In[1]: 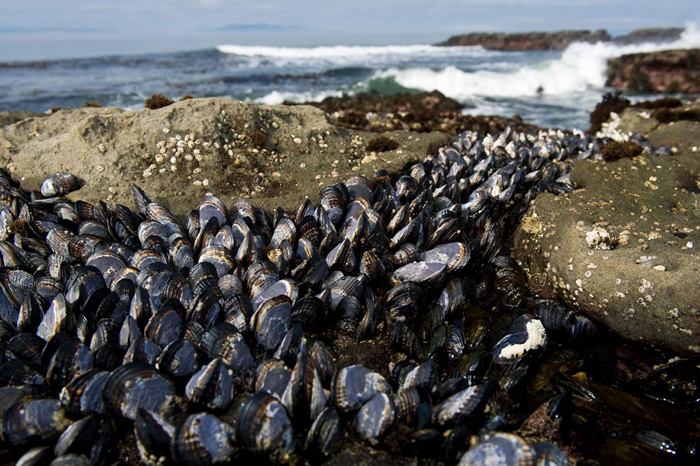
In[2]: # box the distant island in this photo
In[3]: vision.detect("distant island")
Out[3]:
[435,27,684,51]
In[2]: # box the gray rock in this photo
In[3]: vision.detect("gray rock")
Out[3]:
[0,98,450,218]
[435,30,611,51]
[613,27,683,45]
[514,152,699,355]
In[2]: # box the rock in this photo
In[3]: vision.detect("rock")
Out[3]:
[608,99,700,154]
[514,150,700,355]
[0,110,46,127]
[296,91,539,135]
[435,30,611,51]
[613,27,683,45]
[606,49,700,93]
[0,97,452,217]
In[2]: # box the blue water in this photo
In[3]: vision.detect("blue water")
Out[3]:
[1,29,699,130]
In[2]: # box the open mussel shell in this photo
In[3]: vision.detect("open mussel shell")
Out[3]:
[103,363,182,422]
[235,391,295,458]
[171,412,236,465]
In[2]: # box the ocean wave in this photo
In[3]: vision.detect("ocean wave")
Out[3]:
[368,23,700,100]
[216,44,493,68]
[216,44,489,58]
[253,89,344,105]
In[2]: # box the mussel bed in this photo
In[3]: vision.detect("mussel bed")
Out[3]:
[0,127,698,465]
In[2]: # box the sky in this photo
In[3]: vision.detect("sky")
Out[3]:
[0,0,698,61]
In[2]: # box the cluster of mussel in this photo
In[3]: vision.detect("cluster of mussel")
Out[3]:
[0,127,698,465]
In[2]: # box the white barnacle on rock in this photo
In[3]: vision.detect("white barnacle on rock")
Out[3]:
[586,227,614,250]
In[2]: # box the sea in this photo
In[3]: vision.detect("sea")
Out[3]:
[1,25,699,131]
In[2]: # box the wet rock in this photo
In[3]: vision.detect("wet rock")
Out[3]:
[606,49,700,93]
[299,91,538,135]
[607,98,700,154]
[436,30,611,51]
[514,150,700,355]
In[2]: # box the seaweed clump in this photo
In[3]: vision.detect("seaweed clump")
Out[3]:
[250,131,267,149]
[677,170,700,194]
[588,91,630,134]
[652,108,700,124]
[366,135,399,152]
[632,97,683,110]
[601,141,643,161]
[145,93,174,110]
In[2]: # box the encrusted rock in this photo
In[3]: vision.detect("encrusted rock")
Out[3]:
[514,150,700,355]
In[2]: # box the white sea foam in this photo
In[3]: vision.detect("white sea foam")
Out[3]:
[369,23,700,100]
[216,44,491,67]
[253,89,344,105]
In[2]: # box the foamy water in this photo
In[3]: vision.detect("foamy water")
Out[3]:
[2,24,697,130]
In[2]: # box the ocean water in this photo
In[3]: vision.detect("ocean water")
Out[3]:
[1,25,699,130]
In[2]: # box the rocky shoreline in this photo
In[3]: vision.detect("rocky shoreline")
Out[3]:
[435,27,684,51]
[0,94,698,464]
[435,29,610,51]
[1,94,698,355]
[606,48,700,93]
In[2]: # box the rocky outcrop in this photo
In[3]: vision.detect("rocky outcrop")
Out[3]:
[613,27,683,45]
[514,99,700,355]
[295,91,539,135]
[435,30,611,51]
[606,49,700,93]
[0,98,451,217]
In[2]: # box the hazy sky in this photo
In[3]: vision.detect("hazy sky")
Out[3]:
[1,0,697,60]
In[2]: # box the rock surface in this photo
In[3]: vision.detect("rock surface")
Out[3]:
[296,91,538,135]
[606,49,700,93]
[514,108,700,354]
[0,110,45,127]
[613,27,684,45]
[436,30,610,51]
[0,98,451,217]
